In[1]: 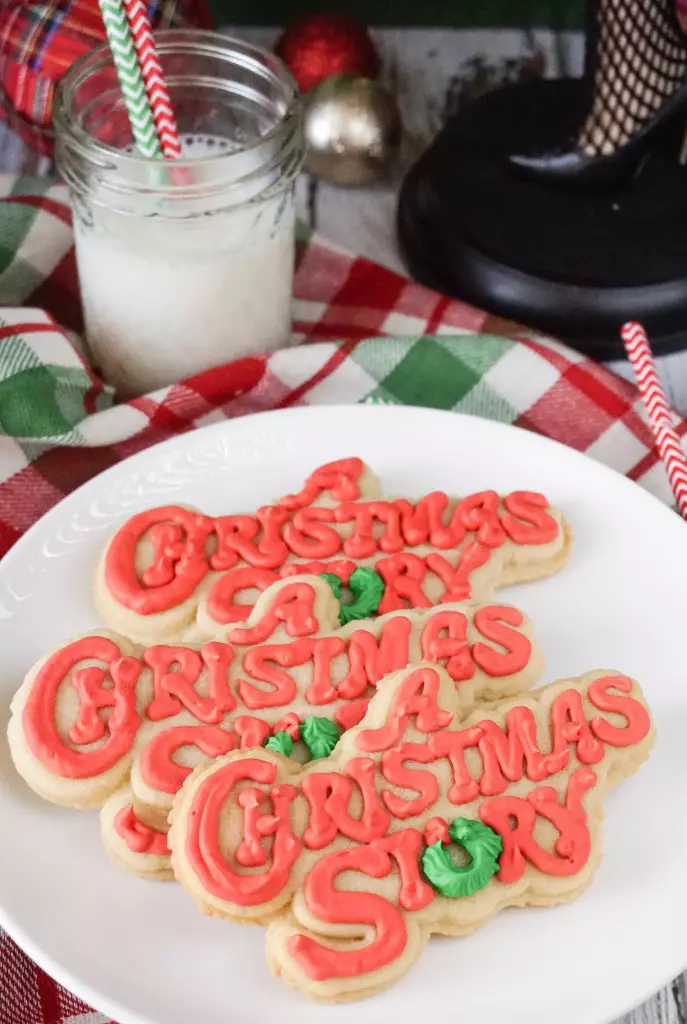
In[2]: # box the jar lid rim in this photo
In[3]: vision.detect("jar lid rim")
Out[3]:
[54,28,301,169]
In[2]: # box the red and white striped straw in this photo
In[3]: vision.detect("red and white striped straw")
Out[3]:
[621,321,687,518]
[123,0,182,159]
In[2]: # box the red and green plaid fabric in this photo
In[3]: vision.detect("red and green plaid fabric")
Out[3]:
[0,0,214,155]
[0,170,685,1022]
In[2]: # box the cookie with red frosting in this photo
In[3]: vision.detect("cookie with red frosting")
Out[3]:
[9,575,544,879]
[169,664,654,1002]
[93,457,571,647]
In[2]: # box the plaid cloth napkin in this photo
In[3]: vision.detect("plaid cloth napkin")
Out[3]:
[0,171,684,1024]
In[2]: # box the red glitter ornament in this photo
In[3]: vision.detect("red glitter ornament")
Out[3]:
[275,13,380,94]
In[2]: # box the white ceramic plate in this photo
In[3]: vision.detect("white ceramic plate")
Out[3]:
[1,405,686,1024]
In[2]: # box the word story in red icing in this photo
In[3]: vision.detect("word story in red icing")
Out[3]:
[20,577,540,857]
[101,457,565,624]
[174,665,653,986]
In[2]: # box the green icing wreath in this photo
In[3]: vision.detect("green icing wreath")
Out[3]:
[301,716,340,759]
[422,817,503,898]
[264,731,294,757]
[321,567,385,625]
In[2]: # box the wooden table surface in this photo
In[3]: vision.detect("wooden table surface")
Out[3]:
[1,25,686,1024]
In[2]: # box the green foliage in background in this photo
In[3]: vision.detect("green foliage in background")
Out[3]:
[206,0,585,29]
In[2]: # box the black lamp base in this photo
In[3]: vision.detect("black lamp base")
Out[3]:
[397,78,687,359]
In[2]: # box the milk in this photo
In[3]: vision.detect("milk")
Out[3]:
[72,135,296,397]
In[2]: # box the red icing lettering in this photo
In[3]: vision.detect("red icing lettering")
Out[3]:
[23,638,141,779]
[69,663,132,745]
[551,689,605,764]
[144,646,229,724]
[335,699,371,731]
[588,676,652,747]
[357,667,453,753]
[200,642,237,713]
[501,492,559,545]
[206,528,238,572]
[288,841,408,981]
[472,606,531,676]
[279,458,365,511]
[273,713,301,740]
[227,582,318,646]
[185,758,301,905]
[393,493,461,549]
[480,768,596,882]
[211,506,289,570]
[282,507,342,559]
[374,830,434,911]
[477,707,567,796]
[338,618,412,699]
[336,502,404,558]
[302,757,390,849]
[114,804,169,856]
[236,783,299,867]
[104,475,562,621]
[237,642,310,709]
[428,727,482,803]
[426,543,491,604]
[206,567,279,625]
[140,725,235,794]
[233,716,272,749]
[204,559,354,629]
[305,636,347,705]
[141,523,196,588]
[424,817,450,846]
[420,610,474,683]
[380,742,438,818]
[104,506,213,614]
[377,554,432,614]
[457,491,506,548]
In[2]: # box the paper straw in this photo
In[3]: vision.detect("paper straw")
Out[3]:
[621,321,687,518]
[123,0,182,159]
[97,0,162,158]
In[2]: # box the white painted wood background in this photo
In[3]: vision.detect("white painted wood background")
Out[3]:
[1,27,686,1024]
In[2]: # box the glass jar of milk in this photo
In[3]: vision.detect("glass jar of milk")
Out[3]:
[54,30,303,396]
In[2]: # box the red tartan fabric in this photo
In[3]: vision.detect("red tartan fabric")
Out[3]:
[1,932,103,1024]
[0,0,214,152]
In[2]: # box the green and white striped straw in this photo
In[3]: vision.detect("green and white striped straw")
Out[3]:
[97,0,162,158]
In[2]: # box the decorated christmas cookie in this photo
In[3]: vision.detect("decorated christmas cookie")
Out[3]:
[100,787,174,881]
[93,457,571,646]
[8,575,543,878]
[169,664,654,1002]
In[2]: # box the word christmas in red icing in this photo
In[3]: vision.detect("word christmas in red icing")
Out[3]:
[10,576,542,871]
[96,458,569,641]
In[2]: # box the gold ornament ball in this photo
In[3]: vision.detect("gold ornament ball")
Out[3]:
[303,74,402,187]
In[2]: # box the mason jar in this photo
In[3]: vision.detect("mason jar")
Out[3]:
[54,30,303,396]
